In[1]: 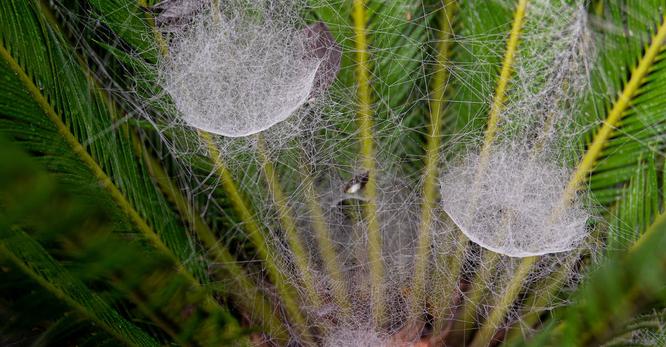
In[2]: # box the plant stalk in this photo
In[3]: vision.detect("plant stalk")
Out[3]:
[352,0,384,325]
[201,132,312,344]
[256,136,322,310]
[434,0,529,335]
[472,15,666,347]
[0,43,218,311]
[139,3,311,340]
[412,0,456,321]
[302,174,353,315]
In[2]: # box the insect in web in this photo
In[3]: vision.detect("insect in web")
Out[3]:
[343,170,370,194]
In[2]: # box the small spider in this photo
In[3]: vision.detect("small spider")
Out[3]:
[343,170,370,194]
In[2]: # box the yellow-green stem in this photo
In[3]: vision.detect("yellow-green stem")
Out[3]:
[120,284,189,345]
[431,242,464,334]
[562,16,666,207]
[201,132,312,344]
[34,2,255,342]
[256,137,322,309]
[412,0,456,319]
[503,217,607,343]
[139,4,303,340]
[529,110,557,158]
[434,0,528,335]
[137,0,169,57]
[470,255,536,347]
[0,43,219,308]
[211,0,221,21]
[479,0,529,163]
[457,252,499,337]
[504,256,572,343]
[472,15,666,347]
[460,205,517,339]
[594,0,604,17]
[137,143,287,341]
[466,0,528,210]
[302,175,353,315]
[66,1,278,338]
[352,0,384,325]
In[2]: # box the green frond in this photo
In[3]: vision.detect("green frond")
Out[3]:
[0,136,158,347]
[4,0,666,345]
[53,1,289,340]
[0,134,244,346]
[80,1,307,341]
[203,134,312,342]
[607,156,660,253]
[445,0,514,143]
[0,0,207,282]
[0,0,246,340]
[480,0,528,157]
[81,2,321,342]
[412,0,456,319]
[524,207,666,346]
[583,1,666,204]
[352,0,385,324]
[309,0,438,172]
[87,0,158,62]
[1,228,160,347]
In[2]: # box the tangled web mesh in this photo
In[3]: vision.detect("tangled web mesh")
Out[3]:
[120,0,607,344]
[609,310,666,347]
[441,146,589,257]
[271,167,420,325]
[158,2,330,138]
[499,0,593,157]
[322,327,388,347]
[440,0,594,258]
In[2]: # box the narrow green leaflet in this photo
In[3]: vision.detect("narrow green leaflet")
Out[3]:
[0,228,160,347]
[0,0,207,282]
[584,0,666,204]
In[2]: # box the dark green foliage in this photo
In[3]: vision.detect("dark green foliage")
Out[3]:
[3,0,666,346]
[0,134,244,346]
[586,0,666,204]
[524,210,666,346]
[0,0,205,280]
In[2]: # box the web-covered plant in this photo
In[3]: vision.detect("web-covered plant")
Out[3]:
[3,0,666,346]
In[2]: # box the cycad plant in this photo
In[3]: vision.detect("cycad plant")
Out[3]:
[3,0,666,346]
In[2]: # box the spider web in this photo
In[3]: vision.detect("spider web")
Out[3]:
[52,0,630,345]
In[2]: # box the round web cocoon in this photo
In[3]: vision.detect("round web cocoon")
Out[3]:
[159,11,324,137]
[440,148,589,257]
[323,328,387,347]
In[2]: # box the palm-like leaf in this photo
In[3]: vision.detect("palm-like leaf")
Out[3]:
[3,0,666,346]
